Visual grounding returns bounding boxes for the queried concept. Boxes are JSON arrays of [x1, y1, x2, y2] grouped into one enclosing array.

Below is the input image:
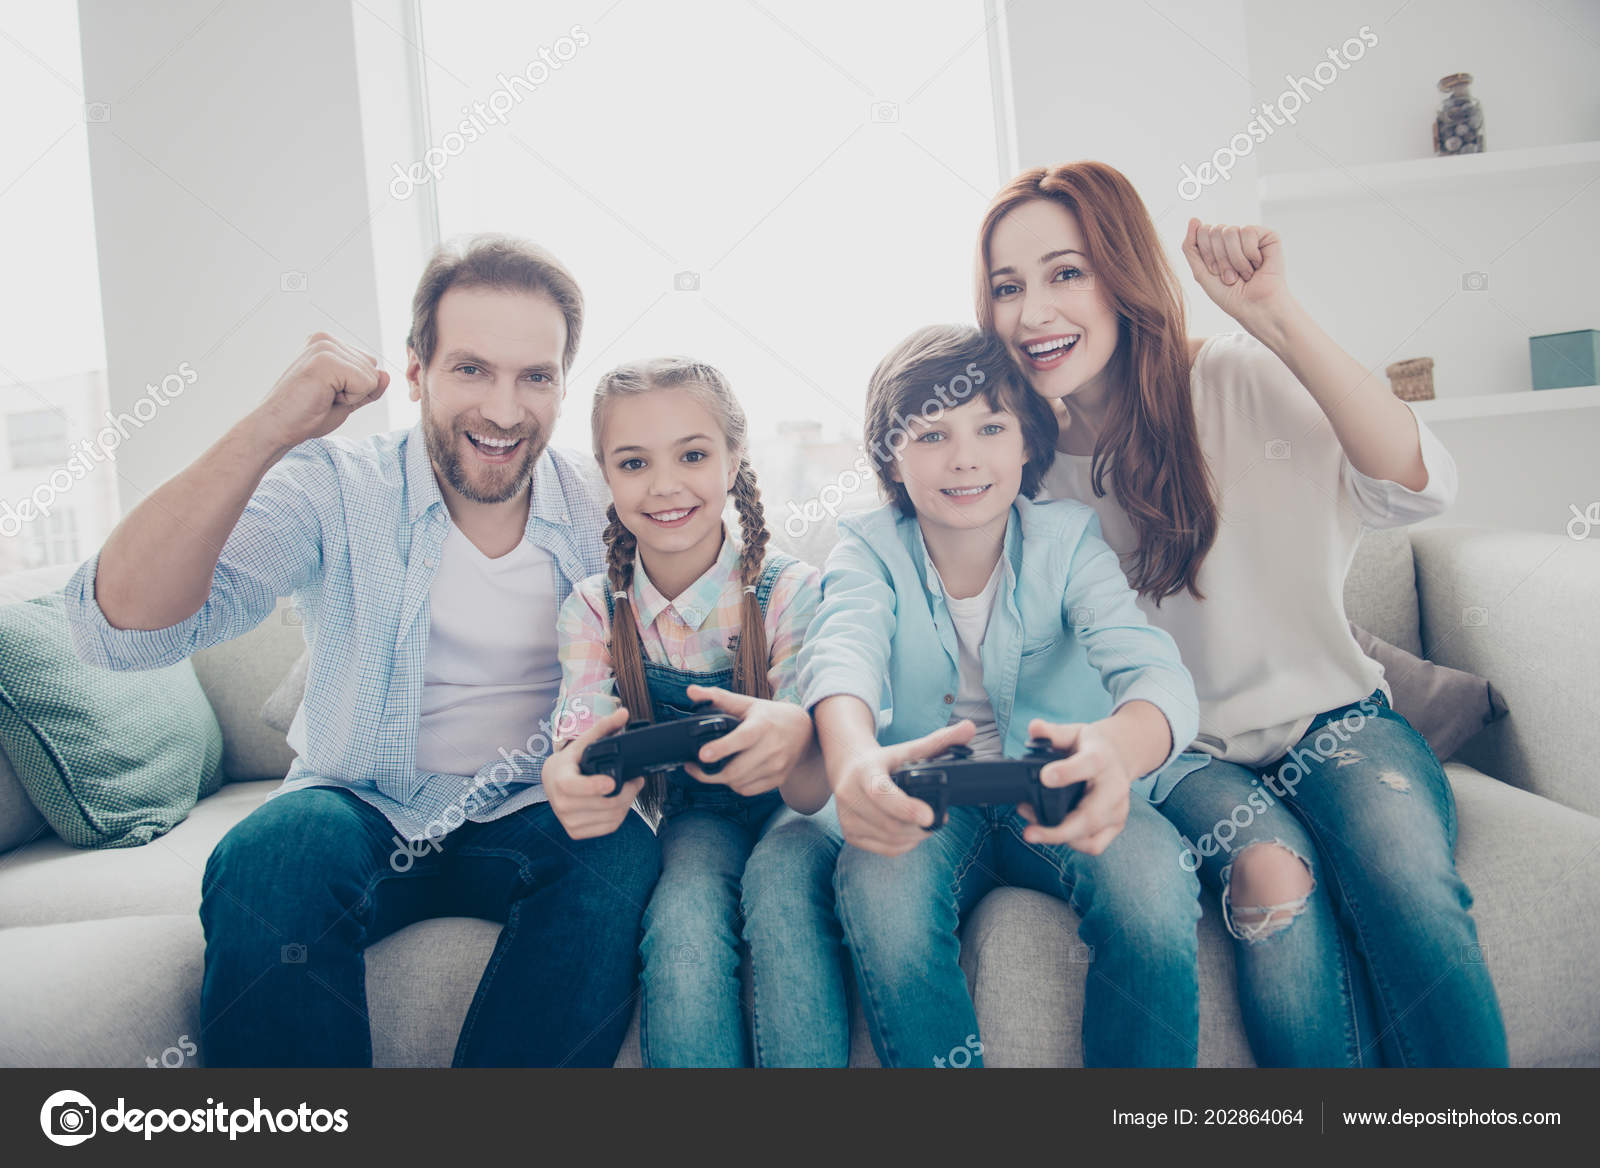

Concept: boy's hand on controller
[[1018, 719, 1132, 855], [544, 706, 645, 839], [681, 685, 811, 797], [833, 720, 977, 857]]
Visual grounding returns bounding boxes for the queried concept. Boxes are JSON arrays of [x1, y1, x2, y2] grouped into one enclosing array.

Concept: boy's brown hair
[[864, 324, 1058, 518]]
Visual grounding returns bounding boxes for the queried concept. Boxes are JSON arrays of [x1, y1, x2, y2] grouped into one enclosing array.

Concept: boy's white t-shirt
[[934, 557, 1007, 760], [415, 523, 563, 777]]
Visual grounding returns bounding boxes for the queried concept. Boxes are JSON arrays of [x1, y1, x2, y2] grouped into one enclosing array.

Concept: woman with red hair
[[974, 161, 1506, 1067]]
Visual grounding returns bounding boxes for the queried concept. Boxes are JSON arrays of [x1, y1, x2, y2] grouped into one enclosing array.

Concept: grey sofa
[[2, 526, 1597, 1067]]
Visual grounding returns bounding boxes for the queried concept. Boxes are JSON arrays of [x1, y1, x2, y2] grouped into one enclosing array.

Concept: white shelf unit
[[1410, 383, 1600, 422], [1258, 140, 1600, 206]]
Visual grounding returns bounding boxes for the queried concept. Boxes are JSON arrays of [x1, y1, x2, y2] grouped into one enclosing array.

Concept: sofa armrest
[[1412, 526, 1600, 818]]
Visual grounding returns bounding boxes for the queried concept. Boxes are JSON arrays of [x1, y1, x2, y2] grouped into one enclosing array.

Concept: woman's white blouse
[[1039, 331, 1458, 767]]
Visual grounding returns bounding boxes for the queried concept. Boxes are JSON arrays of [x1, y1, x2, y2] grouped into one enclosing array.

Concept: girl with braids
[[976, 161, 1505, 1066], [542, 356, 848, 1067]]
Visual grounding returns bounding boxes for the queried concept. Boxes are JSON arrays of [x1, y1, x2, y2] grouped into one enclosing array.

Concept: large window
[[0, 4, 116, 573], [5, 410, 68, 471], [416, 0, 1001, 560]]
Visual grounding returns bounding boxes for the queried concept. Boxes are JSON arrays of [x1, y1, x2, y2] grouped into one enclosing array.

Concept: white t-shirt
[[1039, 332, 1458, 767], [935, 557, 1007, 760], [415, 523, 563, 777]]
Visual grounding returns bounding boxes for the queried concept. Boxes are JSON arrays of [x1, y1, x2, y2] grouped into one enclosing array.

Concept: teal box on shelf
[[1529, 329, 1600, 390]]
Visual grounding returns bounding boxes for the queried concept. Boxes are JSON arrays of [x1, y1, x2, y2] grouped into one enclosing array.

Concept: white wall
[[1418, 401, 1600, 539], [997, 0, 1259, 338], [1244, 0, 1600, 399], [77, 0, 397, 510], [1244, 0, 1600, 171], [994, 0, 1600, 536]]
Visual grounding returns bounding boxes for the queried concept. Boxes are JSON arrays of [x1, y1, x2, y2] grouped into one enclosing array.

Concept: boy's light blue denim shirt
[[797, 495, 1207, 802]]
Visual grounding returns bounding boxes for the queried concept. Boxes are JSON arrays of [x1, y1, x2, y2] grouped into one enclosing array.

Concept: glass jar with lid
[[1434, 73, 1485, 155]]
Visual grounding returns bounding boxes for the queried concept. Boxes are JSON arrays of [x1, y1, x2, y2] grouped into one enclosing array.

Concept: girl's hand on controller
[[681, 685, 810, 798], [1017, 718, 1132, 854], [544, 706, 646, 839]]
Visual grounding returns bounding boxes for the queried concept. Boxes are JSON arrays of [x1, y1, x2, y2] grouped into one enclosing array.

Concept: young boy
[[798, 324, 1208, 1067]]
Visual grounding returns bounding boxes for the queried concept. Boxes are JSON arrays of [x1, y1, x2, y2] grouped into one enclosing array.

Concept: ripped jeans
[[1159, 689, 1507, 1067]]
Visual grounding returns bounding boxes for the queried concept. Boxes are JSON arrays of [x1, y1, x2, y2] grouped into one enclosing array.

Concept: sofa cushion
[[1413, 527, 1600, 819], [0, 741, 50, 856], [189, 598, 304, 782], [1351, 622, 1507, 760], [1445, 762, 1600, 1067], [0, 914, 205, 1068], [0, 564, 77, 857], [0, 592, 224, 848], [0, 780, 278, 927], [1343, 528, 1421, 655], [959, 886, 1255, 1067], [260, 649, 308, 735]]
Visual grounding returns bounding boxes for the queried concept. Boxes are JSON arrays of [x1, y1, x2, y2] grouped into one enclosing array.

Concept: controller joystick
[[890, 739, 1083, 829], [580, 711, 742, 794]]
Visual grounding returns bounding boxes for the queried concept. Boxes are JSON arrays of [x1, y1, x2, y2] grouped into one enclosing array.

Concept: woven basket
[[1385, 357, 1435, 402]]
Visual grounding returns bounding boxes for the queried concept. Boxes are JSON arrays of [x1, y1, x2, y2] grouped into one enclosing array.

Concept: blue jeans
[[640, 784, 849, 1066], [199, 785, 660, 1067], [835, 798, 1202, 1067], [744, 797, 850, 1066], [1159, 690, 1508, 1067]]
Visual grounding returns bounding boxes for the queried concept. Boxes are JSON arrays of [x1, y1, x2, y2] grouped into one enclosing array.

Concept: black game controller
[[891, 737, 1083, 829], [579, 702, 741, 795]]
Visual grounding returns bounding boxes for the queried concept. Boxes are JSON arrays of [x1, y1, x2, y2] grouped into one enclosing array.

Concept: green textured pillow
[[0, 592, 224, 848]]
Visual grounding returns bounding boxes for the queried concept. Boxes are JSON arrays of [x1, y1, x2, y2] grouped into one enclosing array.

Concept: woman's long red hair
[[976, 162, 1217, 602]]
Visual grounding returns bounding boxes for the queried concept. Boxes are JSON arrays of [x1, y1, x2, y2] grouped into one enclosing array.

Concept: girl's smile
[[600, 386, 740, 599]]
